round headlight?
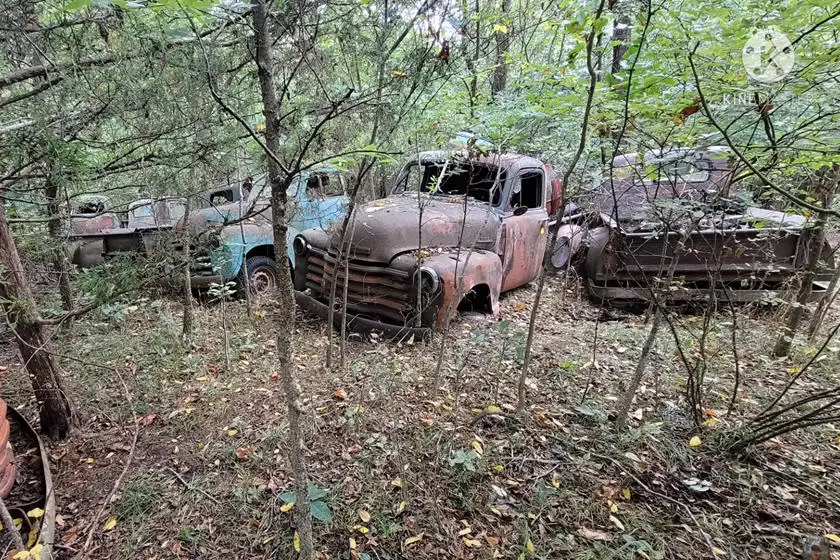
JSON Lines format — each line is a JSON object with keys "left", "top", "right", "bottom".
{"left": 417, "top": 266, "right": 440, "bottom": 293}
{"left": 293, "top": 235, "right": 309, "bottom": 256}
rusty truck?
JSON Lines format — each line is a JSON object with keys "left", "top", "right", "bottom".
{"left": 69, "top": 196, "right": 187, "bottom": 266}
{"left": 575, "top": 147, "right": 833, "bottom": 304}
{"left": 293, "top": 150, "right": 563, "bottom": 338}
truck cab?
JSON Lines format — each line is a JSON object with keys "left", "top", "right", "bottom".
{"left": 187, "top": 168, "right": 348, "bottom": 295}
{"left": 293, "top": 150, "right": 558, "bottom": 338}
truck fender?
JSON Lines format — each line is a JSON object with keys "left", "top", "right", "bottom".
{"left": 421, "top": 250, "right": 502, "bottom": 328}
{"left": 548, "top": 224, "right": 584, "bottom": 270}
{"left": 216, "top": 224, "right": 274, "bottom": 280}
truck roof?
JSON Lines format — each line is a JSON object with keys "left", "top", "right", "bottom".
{"left": 413, "top": 150, "right": 547, "bottom": 174}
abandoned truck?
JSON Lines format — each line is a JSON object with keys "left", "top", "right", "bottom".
{"left": 576, "top": 147, "right": 833, "bottom": 304}
{"left": 66, "top": 195, "right": 122, "bottom": 267}
{"left": 69, "top": 197, "right": 187, "bottom": 266}
{"left": 293, "top": 151, "right": 564, "bottom": 337}
{"left": 187, "top": 168, "right": 347, "bottom": 294}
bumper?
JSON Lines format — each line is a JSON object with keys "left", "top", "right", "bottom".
{"left": 586, "top": 278, "right": 829, "bottom": 304}
{"left": 190, "top": 272, "right": 223, "bottom": 290}
{"left": 294, "top": 290, "right": 431, "bottom": 341}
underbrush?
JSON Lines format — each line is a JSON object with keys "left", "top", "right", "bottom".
{"left": 0, "top": 277, "right": 838, "bottom": 559}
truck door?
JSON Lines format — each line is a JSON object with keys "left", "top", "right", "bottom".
{"left": 301, "top": 172, "right": 346, "bottom": 229}
{"left": 500, "top": 168, "right": 549, "bottom": 292}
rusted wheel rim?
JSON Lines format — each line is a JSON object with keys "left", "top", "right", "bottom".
{"left": 251, "top": 268, "right": 277, "bottom": 294}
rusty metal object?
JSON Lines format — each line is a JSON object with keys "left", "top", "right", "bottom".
{"left": 6, "top": 405, "right": 55, "bottom": 559}
{"left": 0, "top": 399, "right": 15, "bottom": 498}
{"left": 580, "top": 148, "right": 835, "bottom": 304}
{"left": 295, "top": 150, "right": 555, "bottom": 333}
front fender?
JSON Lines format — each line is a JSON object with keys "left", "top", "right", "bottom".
{"left": 213, "top": 224, "right": 274, "bottom": 281}
{"left": 421, "top": 249, "right": 502, "bottom": 328}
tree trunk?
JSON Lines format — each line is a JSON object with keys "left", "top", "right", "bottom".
{"left": 0, "top": 202, "right": 72, "bottom": 439}
{"left": 490, "top": 0, "right": 510, "bottom": 96}
{"left": 44, "top": 174, "right": 74, "bottom": 320}
{"left": 615, "top": 309, "right": 661, "bottom": 430}
{"left": 252, "top": 1, "right": 314, "bottom": 558}
{"left": 773, "top": 167, "right": 838, "bottom": 357}
{"left": 182, "top": 199, "right": 193, "bottom": 342}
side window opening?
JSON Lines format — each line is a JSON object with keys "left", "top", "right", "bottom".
{"left": 510, "top": 171, "right": 543, "bottom": 210}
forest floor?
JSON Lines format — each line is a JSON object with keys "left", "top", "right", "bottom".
{"left": 2, "top": 275, "right": 840, "bottom": 560}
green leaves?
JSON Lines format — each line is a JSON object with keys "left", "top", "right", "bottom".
{"left": 279, "top": 483, "right": 332, "bottom": 523}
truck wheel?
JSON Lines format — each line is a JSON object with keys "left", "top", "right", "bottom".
{"left": 238, "top": 256, "right": 278, "bottom": 297}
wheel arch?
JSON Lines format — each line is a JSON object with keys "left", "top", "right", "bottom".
{"left": 421, "top": 250, "right": 503, "bottom": 328}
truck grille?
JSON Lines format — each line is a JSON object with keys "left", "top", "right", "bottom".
{"left": 304, "top": 247, "right": 412, "bottom": 322}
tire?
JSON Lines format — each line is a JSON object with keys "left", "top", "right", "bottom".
{"left": 238, "top": 256, "right": 278, "bottom": 297}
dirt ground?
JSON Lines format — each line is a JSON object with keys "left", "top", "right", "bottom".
{"left": 2, "top": 276, "right": 839, "bottom": 560}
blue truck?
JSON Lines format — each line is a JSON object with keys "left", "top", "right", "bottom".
{"left": 186, "top": 168, "right": 348, "bottom": 295}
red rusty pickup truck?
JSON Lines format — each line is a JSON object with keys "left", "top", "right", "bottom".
{"left": 293, "top": 149, "right": 563, "bottom": 338}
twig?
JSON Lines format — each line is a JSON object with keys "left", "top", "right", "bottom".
{"left": 165, "top": 468, "right": 221, "bottom": 505}
{"left": 80, "top": 366, "right": 139, "bottom": 555}
{"left": 0, "top": 496, "right": 24, "bottom": 551}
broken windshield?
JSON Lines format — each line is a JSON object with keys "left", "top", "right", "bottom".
{"left": 394, "top": 161, "right": 504, "bottom": 206}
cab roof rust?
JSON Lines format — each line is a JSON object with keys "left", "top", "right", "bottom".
{"left": 411, "top": 150, "right": 547, "bottom": 175}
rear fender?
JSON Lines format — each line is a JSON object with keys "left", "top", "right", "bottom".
{"left": 422, "top": 250, "right": 502, "bottom": 327}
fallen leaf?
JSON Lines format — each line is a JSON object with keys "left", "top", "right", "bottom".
{"left": 403, "top": 534, "right": 423, "bottom": 547}
{"left": 396, "top": 501, "right": 406, "bottom": 515}
{"left": 27, "top": 508, "right": 44, "bottom": 519}
{"left": 349, "top": 537, "right": 357, "bottom": 550}
{"left": 577, "top": 527, "right": 613, "bottom": 541}
{"left": 485, "top": 405, "right": 502, "bottom": 413}
{"left": 472, "top": 440, "right": 484, "bottom": 455}
{"left": 235, "top": 447, "right": 252, "bottom": 461}
{"left": 353, "top": 525, "right": 369, "bottom": 534}
{"left": 103, "top": 516, "right": 117, "bottom": 531}
{"left": 463, "top": 537, "right": 482, "bottom": 548}
{"left": 688, "top": 436, "right": 702, "bottom": 447}
{"left": 622, "top": 488, "right": 631, "bottom": 500}
{"left": 607, "top": 500, "right": 618, "bottom": 513}
{"left": 609, "top": 514, "right": 624, "bottom": 531}
{"left": 712, "top": 547, "right": 727, "bottom": 556}
{"left": 390, "top": 478, "right": 402, "bottom": 488}
{"left": 825, "top": 534, "right": 840, "bottom": 543}
{"left": 294, "top": 531, "right": 301, "bottom": 552}
{"left": 358, "top": 509, "right": 371, "bottom": 523}
{"left": 280, "top": 503, "right": 294, "bottom": 513}
{"left": 227, "top": 429, "right": 238, "bottom": 437}
{"left": 525, "top": 538, "right": 535, "bottom": 554}
{"left": 623, "top": 452, "right": 643, "bottom": 464}
{"left": 458, "top": 527, "right": 471, "bottom": 536}
{"left": 333, "top": 388, "right": 347, "bottom": 400}
{"left": 551, "top": 475, "right": 559, "bottom": 489}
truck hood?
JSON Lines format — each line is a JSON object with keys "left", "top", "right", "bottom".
{"left": 184, "top": 201, "right": 267, "bottom": 234}
{"left": 330, "top": 194, "right": 500, "bottom": 263}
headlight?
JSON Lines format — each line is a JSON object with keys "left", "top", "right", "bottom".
{"left": 416, "top": 266, "right": 440, "bottom": 293}
{"left": 293, "top": 235, "right": 309, "bottom": 257}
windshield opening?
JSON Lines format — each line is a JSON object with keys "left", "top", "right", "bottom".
{"left": 395, "top": 161, "right": 504, "bottom": 205}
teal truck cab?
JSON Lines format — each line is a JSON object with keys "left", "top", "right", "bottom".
{"left": 186, "top": 168, "right": 348, "bottom": 295}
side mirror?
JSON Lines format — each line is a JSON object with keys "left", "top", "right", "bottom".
{"left": 512, "top": 205, "right": 528, "bottom": 217}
